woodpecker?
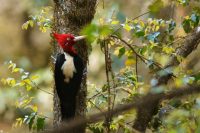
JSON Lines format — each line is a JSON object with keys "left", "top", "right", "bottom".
{"left": 53, "top": 33, "right": 85, "bottom": 121}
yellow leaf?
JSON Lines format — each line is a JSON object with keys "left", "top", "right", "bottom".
{"left": 13, "top": 118, "right": 23, "bottom": 127}
{"left": 139, "top": 21, "right": 145, "bottom": 28}
{"left": 162, "top": 46, "right": 175, "bottom": 54}
{"left": 29, "top": 20, "right": 34, "bottom": 27}
{"left": 125, "top": 58, "right": 136, "bottom": 66}
{"left": 23, "top": 79, "right": 31, "bottom": 85}
{"left": 26, "top": 85, "right": 32, "bottom": 91}
{"left": 30, "top": 75, "right": 39, "bottom": 80}
{"left": 15, "top": 101, "right": 19, "bottom": 107}
{"left": 31, "top": 105, "right": 38, "bottom": 112}
{"left": 175, "top": 78, "right": 183, "bottom": 87}
{"left": 113, "top": 47, "right": 121, "bottom": 56}
{"left": 39, "top": 27, "right": 47, "bottom": 32}
{"left": 1, "top": 78, "right": 7, "bottom": 85}
{"left": 155, "top": 25, "right": 160, "bottom": 31}
{"left": 8, "top": 63, "right": 14, "bottom": 69}
{"left": 22, "top": 21, "right": 29, "bottom": 30}
{"left": 133, "top": 19, "right": 138, "bottom": 24}
{"left": 176, "top": 55, "right": 184, "bottom": 63}
{"left": 184, "top": 16, "right": 190, "bottom": 20}
{"left": 12, "top": 68, "right": 20, "bottom": 73}
{"left": 20, "top": 81, "right": 25, "bottom": 86}
{"left": 109, "top": 41, "right": 115, "bottom": 46}
{"left": 6, "top": 78, "right": 16, "bottom": 87}
{"left": 123, "top": 24, "right": 132, "bottom": 31}
{"left": 111, "top": 20, "right": 119, "bottom": 25}
{"left": 10, "top": 79, "right": 16, "bottom": 87}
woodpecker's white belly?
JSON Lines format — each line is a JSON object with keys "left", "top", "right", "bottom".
{"left": 61, "top": 53, "right": 76, "bottom": 83}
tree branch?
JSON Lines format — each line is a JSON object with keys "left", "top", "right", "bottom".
{"left": 133, "top": 27, "right": 200, "bottom": 131}
{"left": 47, "top": 85, "right": 200, "bottom": 133}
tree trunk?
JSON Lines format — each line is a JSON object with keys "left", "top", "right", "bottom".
{"left": 52, "top": 0, "right": 97, "bottom": 132}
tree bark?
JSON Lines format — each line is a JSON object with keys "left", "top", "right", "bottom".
{"left": 51, "top": 0, "right": 97, "bottom": 132}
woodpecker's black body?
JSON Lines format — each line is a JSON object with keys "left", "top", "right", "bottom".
{"left": 54, "top": 53, "right": 84, "bottom": 120}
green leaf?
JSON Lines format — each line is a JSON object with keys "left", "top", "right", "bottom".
{"left": 36, "top": 117, "right": 45, "bottom": 131}
{"left": 147, "top": 32, "right": 160, "bottom": 42}
{"left": 29, "top": 113, "right": 36, "bottom": 130}
{"left": 23, "top": 112, "right": 36, "bottom": 128}
{"left": 135, "top": 30, "right": 145, "bottom": 37}
{"left": 118, "top": 47, "right": 126, "bottom": 58}
{"left": 194, "top": 72, "right": 200, "bottom": 82}
{"left": 167, "top": 20, "right": 176, "bottom": 33}
{"left": 81, "top": 24, "right": 98, "bottom": 43}
{"left": 99, "top": 25, "right": 112, "bottom": 38}
{"left": 114, "top": 47, "right": 126, "bottom": 58}
{"left": 139, "top": 46, "right": 147, "bottom": 55}
{"left": 148, "top": 0, "right": 164, "bottom": 14}
{"left": 190, "top": 13, "right": 199, "bottom": 26}
{"left": 182, "top": 17, "right": 192, "bottom": 33}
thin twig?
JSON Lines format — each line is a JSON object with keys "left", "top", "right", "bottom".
{"left": 88, "top": 99, "right": 105, "bottom": 114}
{"left": 109, "top": 11, "right": 150, "bottom": 36}
{"left": 104, "top": 40, "right": 111, "bottom": 132}
{"left": 110, "top": 35, "right": 162, "bottom": 69}
{"left": 30, "top": 80, "right": 54, "bottom": 95}
{"left": 135, "top": 55, "right": 138, "bottom": 82}
{"left": 110, "top": 35, "right": 179, "bottom": 80}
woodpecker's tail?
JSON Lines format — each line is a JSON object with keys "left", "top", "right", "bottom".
{"left": 60, "top": 99, "right": 76, "bottom": 121}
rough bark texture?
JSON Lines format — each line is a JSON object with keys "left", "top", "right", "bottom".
{"left": 133, "top": 28, "right": 200, "bottom": 132}
{"left": 52, "top": 0, "right": 97, "bottom": 132}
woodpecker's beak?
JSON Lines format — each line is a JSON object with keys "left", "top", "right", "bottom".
{"left": 74, "top": 36, "right": 85, "bottom": 42}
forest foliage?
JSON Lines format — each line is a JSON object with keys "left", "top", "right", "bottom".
{"left": 1, "top": 0, "right": 200, "bottom": 132}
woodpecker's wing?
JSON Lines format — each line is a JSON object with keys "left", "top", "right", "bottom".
{"left": 54, "top": 53, "right": 66, "bottom": 98}
{"left": 73, "top": 55, "right": 84, "bottom": 76}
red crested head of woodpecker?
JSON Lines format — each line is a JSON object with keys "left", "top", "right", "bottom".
{"left": 53, "top": 33, "right": 85, "bottom": 54}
